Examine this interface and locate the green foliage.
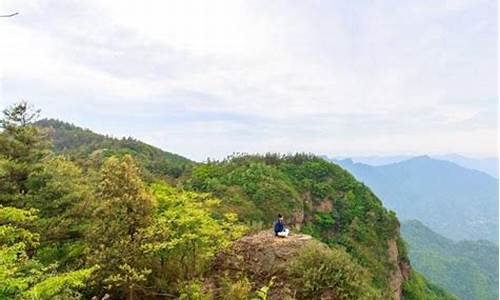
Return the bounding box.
[402,220,498,300]
[185,153,401,296]
[141,183,246,292]
[300,223,321,239]
[250,276,274,300]
[313,212,335,229]
[187,160,301,222]
[0,103,50,208]
[86,155,155,298]
[1,102,40,128]
[81,156,246,298]
[178,280,213,300]
[25,267,96,300]
[396,235,410,263]
[0,103,92,299]
[35,119,193,178]
[218,275,252,300]
[403,270,458,300]
[0,206,40,299]
[27,155,91,266]
[287,242,381,300]
[78,153,247,298]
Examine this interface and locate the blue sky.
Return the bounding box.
[0,0,497,161]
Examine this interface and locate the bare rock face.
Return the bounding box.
[387,239,412,300]
[387,239,403,300]
[400,260,411,280]
[315,198,333,213]
[290,209,305,230]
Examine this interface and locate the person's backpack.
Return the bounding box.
[274,219,284,233]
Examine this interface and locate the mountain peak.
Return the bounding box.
[339,154,498,242]
[410,155,432,160]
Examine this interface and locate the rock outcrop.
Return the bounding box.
[387,238,412,300]
[208,230,413,300]
[209,230,315,299]
[212,230,312,276]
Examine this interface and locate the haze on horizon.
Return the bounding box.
[0,0,497,161]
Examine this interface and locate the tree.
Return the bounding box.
[0,102,49,208]
[86,155,155,299]
[141,183,246,294]
[27,155,92,268]
[0,103,45,297]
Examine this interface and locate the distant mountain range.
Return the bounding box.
[334,156,498,242]
[332,155,498,178]
[401,220,498,300]
[433,154,498,179]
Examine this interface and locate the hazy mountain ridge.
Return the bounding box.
[433,154,498,179]
[335,156,499,242]
[330,154,498,178]
[401,220,498,300]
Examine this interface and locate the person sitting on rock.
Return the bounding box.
[274,214,289,237]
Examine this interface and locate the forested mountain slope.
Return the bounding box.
[336,157,498,242]
[182,153,457,299]
[401,220,498,300]
[35,118,193,178]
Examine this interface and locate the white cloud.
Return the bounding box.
[0,0,497,160]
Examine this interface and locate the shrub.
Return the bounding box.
[287,242,382,300]
[178,280,212,300]
[219,275,252,300]
[251,277,275,300]
[314,212,335,229]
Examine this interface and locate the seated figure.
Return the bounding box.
[274,214,289,237]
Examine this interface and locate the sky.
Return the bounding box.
[0,0,498,161]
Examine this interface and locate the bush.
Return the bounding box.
[314,212,335,229]
[287,242,382,300]
[178,280,212,300]
[219,275,252,300]
[251,277,274,300]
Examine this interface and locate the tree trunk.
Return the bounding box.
[128,285,134,300]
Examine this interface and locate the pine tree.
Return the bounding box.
[0,102,48,264]
[27,155,92,267]
[86,155,155,299]
[0,102,49,208]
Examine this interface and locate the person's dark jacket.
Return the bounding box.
[274,219,284,235]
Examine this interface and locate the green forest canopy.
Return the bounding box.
[401,220,498,300]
